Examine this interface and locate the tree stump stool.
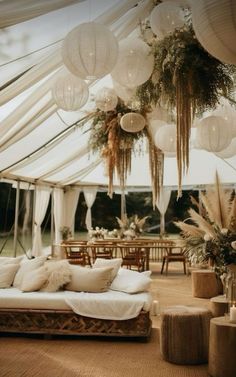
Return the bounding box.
[210,295,228,317]
[160,305,212,365]
[192,270,221,298]
[208,317,236,377]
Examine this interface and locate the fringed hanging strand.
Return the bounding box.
[147,132,164,209]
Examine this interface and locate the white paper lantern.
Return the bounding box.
[215,138,236,159]
[191,0,236,65]
[196,115,232,152]
[111,38,154,89]
[150,1,185,40]
[52,73,89,111]
[120,112,146,133]
[95,87,118,112]
[154,123,177,152]
[212,99,236,138]
[148,119,166,139]
[112,80,136,102]
[62,22,118,80]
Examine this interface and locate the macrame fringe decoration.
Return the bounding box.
[147,132,164,209]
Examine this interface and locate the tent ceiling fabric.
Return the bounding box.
[0,0,235,191]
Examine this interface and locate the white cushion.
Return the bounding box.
[13,256,47,288]
[0,264,19,288]
[41,260,71,292]
[66,265,113,293]
[110,268,152,293]
[92,258,122,281]
[21,266,49,292]
[0,256,24,265]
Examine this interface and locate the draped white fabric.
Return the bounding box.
[31,186,51,257]
[53,187,64,245]
[156,188,172,235]
[83,187,97,230]
[64,188,81,235]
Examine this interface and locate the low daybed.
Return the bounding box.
[0,256,153,339]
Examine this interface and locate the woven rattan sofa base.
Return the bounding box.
[0,308,152,339]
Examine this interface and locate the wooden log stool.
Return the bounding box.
[210,295,228,317]
[208,317,236,377]
[192,270,222,298]
[160,305,212,365]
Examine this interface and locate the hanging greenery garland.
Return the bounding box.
[136,21,236,197]
[89,100,163,207]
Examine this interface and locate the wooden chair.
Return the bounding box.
[118,243,147,272]
[161,244,187,275]
[89,242,114,263]
[62,242,91,266]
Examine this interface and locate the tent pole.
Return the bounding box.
[50,190,55,257]
[121,190,126,221]
[13,181,20,257]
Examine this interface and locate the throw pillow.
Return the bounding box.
[110,268,152,294]
[13,256,47,288]
[0,256,24,265]
[66,265,113,293]
[41,259,71,292]
[21,266,49,292]
[0,264,20,288]
[92,258,122,281]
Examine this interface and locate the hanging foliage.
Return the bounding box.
[89,100,163,207]
[136,22,236,197]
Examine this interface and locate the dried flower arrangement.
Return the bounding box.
[174,173,236,275]
[136,18,236,196]
[116,214,149,239]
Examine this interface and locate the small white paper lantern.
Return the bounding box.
[120,112,146,133]
[52,73,89,111]
[191,0,236,65]
[212,99,236,138]
[111,38,154,89]
[150,1,185,40]
[62,22,118,80]
[215,138,236,159]
[196,115,232,152]
[154,123,177,152]
[95,87,118,112]
[112,80,136,102]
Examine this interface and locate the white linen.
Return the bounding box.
[0,288,152,320]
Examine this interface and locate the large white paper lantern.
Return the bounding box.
[95,87,118,112]
[111,38,154,89]
[191,0,236,65]
[154,123,177,152]
[196,115,232,152]
[52,73,89,111]
[150,1,185,40]
[212,99,236,138]
[62,22,118,80]
[215,138,236,159]
[120,112,146,133]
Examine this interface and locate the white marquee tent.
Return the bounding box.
[0,0,236,255]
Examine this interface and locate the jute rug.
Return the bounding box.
[0,262,211,377]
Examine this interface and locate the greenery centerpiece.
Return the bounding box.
[136,18,236,196]
[174,173,236,276]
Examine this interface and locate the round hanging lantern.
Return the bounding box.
[120,112,146,133]
[191,0,236,65]
[212,99,236,138]
[52,73,89,111]
[148,119,166,139]
[95,87,118,112]
[196,115,232,152]
[150,1,185,40]
[62,22,119,80]
[111,38,154,89]
[154,123,177,152]
[112,79,136,102]
[215,138,236,159]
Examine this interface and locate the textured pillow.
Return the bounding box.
[13,256,47,288]
[66,265,113,293]
[92,258,122,281]
[21,266,49,292]
[110,268,152,294]
[0,264,20,288]
[41,260,71,292]
[0,256,24,265]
